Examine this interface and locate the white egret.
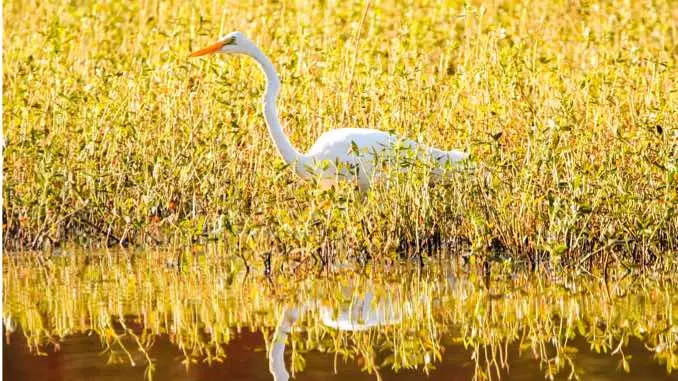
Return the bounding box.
[190,32,469,190]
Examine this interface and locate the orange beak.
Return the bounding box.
[188,40,226,58]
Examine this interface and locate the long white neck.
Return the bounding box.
[248,46,308,178]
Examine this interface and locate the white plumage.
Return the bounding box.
[190,31,469,190]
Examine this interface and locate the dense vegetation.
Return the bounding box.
[3,0,677,267]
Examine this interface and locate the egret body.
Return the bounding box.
[190,32,469,190]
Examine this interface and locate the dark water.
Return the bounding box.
[3,251,678,380]
[5,328,677,381]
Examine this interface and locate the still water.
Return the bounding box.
[3,249,678,381]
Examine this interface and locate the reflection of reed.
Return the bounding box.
[3,250,678,381]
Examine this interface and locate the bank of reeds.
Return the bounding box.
[3,0,677,267]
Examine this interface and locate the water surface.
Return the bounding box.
[3,249,677,380]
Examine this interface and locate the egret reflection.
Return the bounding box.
[270,286,402,381]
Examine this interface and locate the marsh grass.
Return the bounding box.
[3,249,678,380]
[2,0,677,266]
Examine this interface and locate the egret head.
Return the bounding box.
[189,31,254,57]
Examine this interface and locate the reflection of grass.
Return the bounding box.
[3,0,677,265]
[4,249,677,380]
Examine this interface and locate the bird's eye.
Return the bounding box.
[224,36,236,45]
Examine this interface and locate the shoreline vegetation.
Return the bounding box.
[3,0,677,268]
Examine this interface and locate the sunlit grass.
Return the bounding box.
[3,249,677,380]
[3,0,677,266]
